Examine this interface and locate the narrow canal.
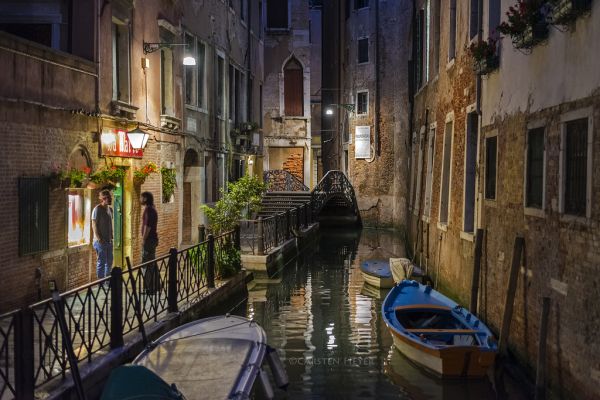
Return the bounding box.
[243,228,530,399]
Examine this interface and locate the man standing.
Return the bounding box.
[141,191,159,293]
[92,189,113,279]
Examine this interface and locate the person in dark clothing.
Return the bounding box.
[141,192,159,293]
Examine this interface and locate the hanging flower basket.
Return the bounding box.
[498,1,549,50]
[549,0,592,26]
[468,37,500,75]
[513,19,549,49]
[90,165,127,187]
[133,162,159,186]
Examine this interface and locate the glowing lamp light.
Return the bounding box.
[127,127,150,150]
[183,56,196,66]
[325,108,334,116]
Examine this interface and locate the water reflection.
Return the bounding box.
[244,228,526,399]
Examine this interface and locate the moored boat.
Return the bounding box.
[382,280,497,378]
[360,259,395,289]
[102,315,287,399]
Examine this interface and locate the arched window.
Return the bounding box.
[284,58,303,116]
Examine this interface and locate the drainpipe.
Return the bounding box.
[246,2,252,124]
[374,0,381,156]
[95,0,102,114]
[476,0,484,231]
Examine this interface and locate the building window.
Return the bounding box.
[526,128,544,209]
[185,35,206,109]
[229,65,246,125]
[414,128,425,214]
[67,190,90,247]
[423,127,436,218]
[358,37,369,63]
[416,8,424,87]
[470,0,479,40]
[229,65,235,121]
[563,118,588,216]
[439,121,453,225]
[463,112,478,233]
[284,58,303,116]
[433,0,441,75]
[19,177,49,256]
[217,55,225,117]
[241,0,247,21]
[267,0,288,29]
[356,91,368,115]
[112,21,130,102]
[448,0,456,61]
[485,136,497,200]
[160,30,174,115]
[355,0,369,10]
[488,0,501,39]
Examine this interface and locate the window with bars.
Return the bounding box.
[356,91,368,115]
[564,118,588,216]
[485,136,497,200]
[526,128,544,209]
[267,0,288,29]
[439,121,453,224]
[358,38,369,63]
[19,177,49,256]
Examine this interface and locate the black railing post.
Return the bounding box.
[15,309,34,400]
[274,214,279,245]
[285,210,291,240]
[110,267,124,349]
[207,234,215,289]
[234,225,241,250]
[303,203,308,227]
[257,218,264,255]
[198,225,206,242]
[168,248,178,313]
[296,206,300,230]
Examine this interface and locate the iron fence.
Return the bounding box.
[4,229,240,399]
[0,310,18,400]
[239,202,314,256]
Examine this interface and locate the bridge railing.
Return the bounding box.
[311,170,361,225]
[1,230,239,399]
[240,202,313,255]
[263,170,309,192]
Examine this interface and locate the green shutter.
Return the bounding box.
[19,177,49,255]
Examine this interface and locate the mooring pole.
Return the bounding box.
[498,236,524,355]
[534,297,551,400]
[470,228,484,314]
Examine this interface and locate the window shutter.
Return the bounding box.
[19,177,49,256]
[284,65,303,116]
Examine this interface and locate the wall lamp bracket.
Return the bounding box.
[143,42,188,54]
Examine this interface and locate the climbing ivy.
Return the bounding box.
[160,167,177,203]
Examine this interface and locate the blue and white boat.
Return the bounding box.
[360,259,394,289]
[382,280,497,378]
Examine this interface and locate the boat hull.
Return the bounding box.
[389,328,496,378]
[361,271,395,289]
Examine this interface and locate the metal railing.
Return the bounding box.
[1,229,239,399]
[311,170,361,225]
[240,202,314,255]
[263,170,310,192]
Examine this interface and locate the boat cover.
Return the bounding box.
[101,365,183,400]
[360,259,392,278]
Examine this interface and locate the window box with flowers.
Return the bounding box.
[133,162,159,185]
[497,0,549,50]
[549,0,592,26]
[468,37,500,75]
[90,165,127,188]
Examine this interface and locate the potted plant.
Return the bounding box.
[548,0,592,26]
[497,0,549,50]
[467,36,499,75]
[133,162,159,185]
[57,167,91,188]
[160,167,177,203]
[90,165,127,187]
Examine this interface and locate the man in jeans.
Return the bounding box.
[92,190,113,280]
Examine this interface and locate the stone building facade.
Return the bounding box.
[262,0,315,187]
[0,0,264,311]
[325,0,411,229]
[407,1,600,398]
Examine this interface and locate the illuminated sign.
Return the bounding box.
[355,126,371,159]
[100,129,144,158]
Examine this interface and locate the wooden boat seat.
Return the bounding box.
[405,329,477,334]
[394,304,451,311]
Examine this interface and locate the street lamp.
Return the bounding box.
[127,127,150,150]
[324,103,355,116]
[143,42,196,65]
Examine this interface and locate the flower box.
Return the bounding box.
[513,20,549,49]
[474,55,500,75]
[550,0,592,25]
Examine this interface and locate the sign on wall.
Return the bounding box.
[100,129,143,158]
[355,126,371,159]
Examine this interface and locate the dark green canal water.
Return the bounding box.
[244,228,529,399]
